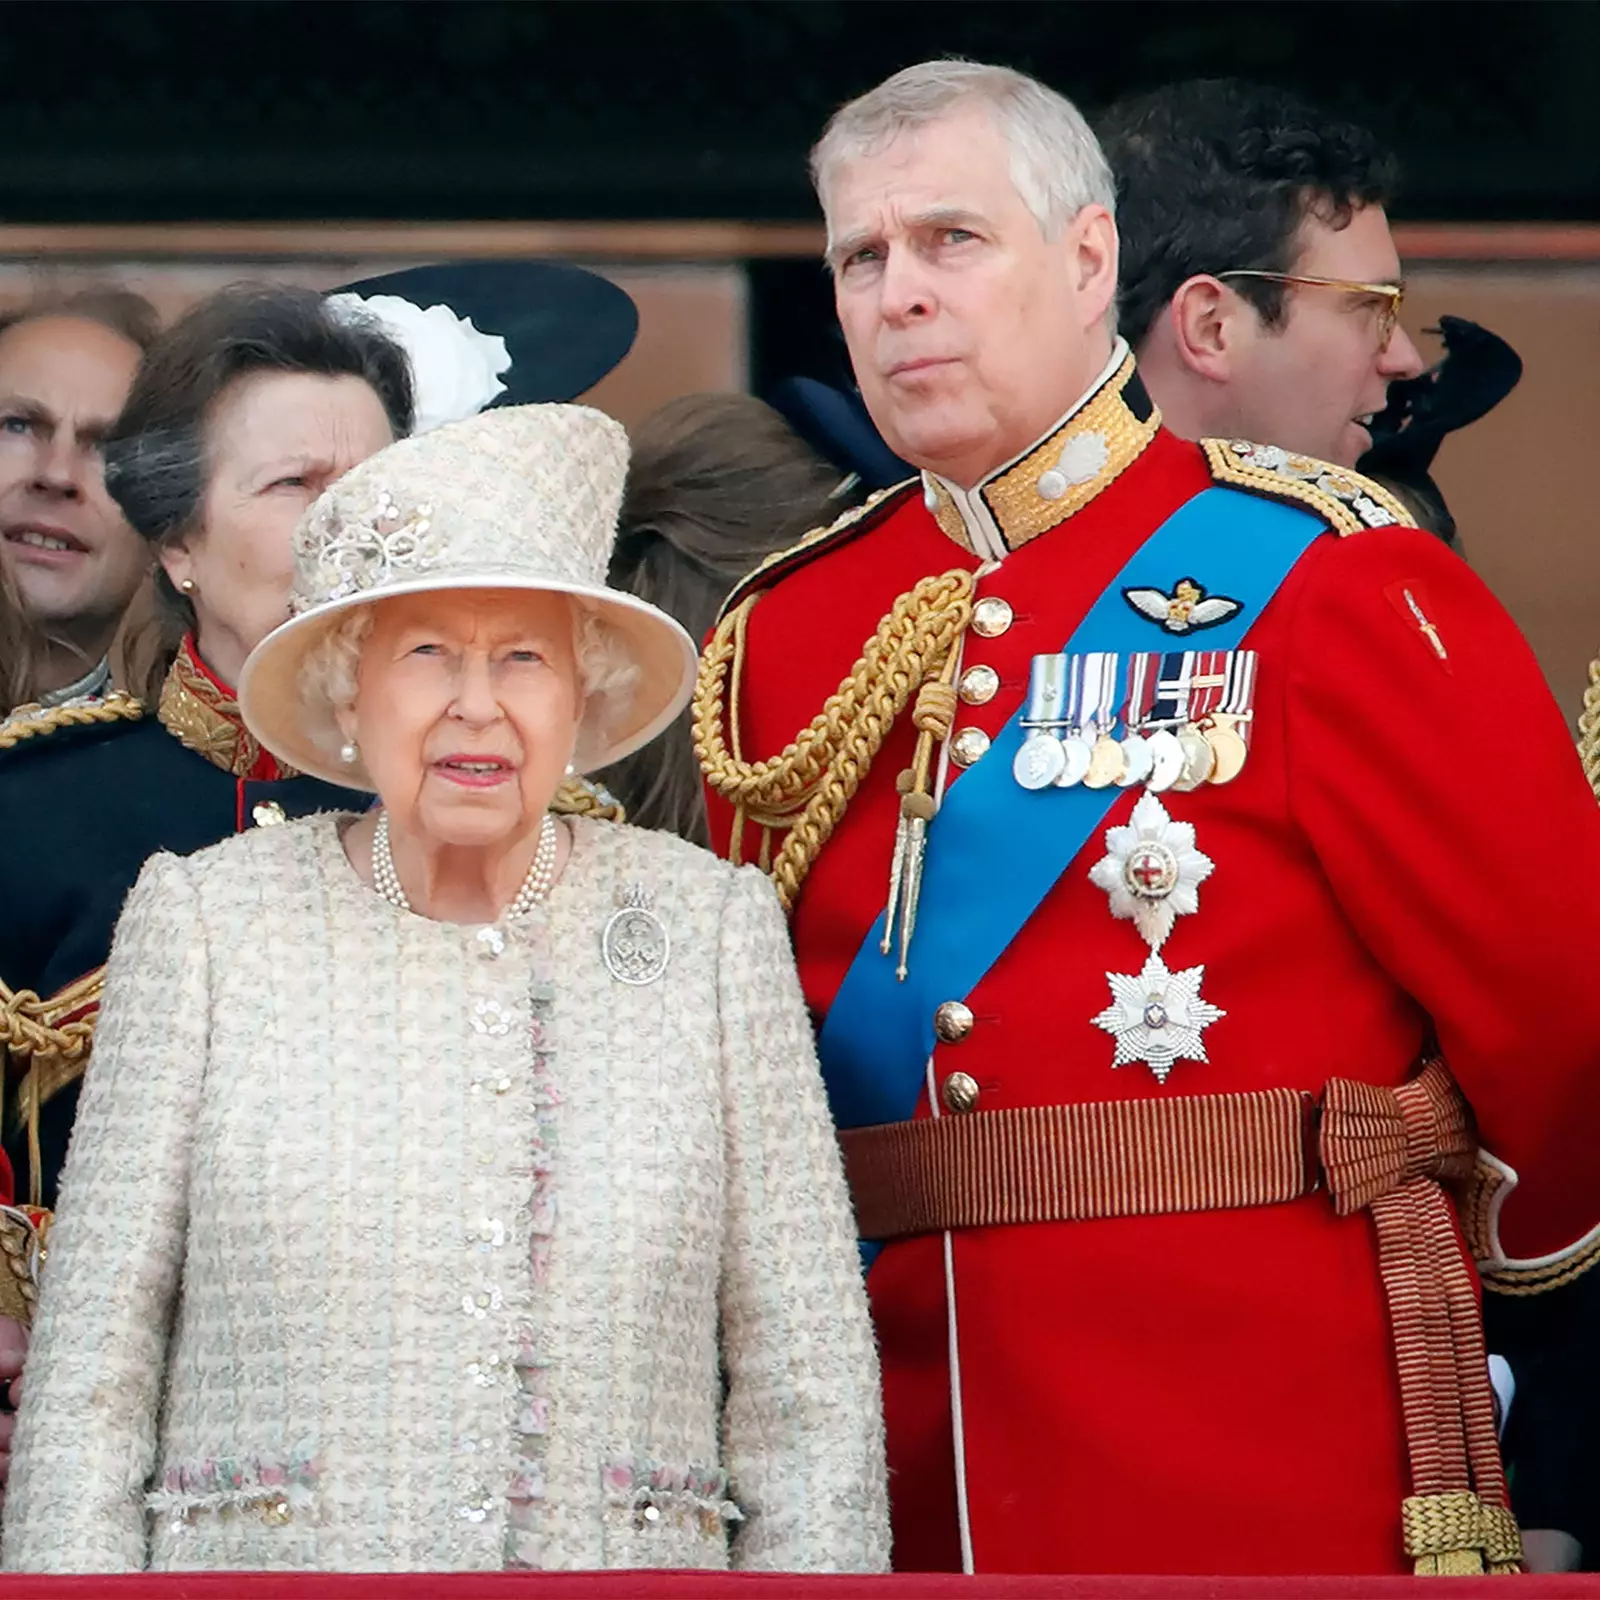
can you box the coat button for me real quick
[942,1071,981,1114]
[958,664,1000,706]
[934,1000,974,1043]
[251,801,286,828]
[950,727,990,768]
[971,597,1014,638]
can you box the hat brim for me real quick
[334,261,639,404]
[237,580,698,792]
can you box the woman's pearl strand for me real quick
[371,810,559,918]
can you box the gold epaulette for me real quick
[0,691,145,752]
[717,479,918,623]
[551,773,627,824]
[1202,439,1417,537]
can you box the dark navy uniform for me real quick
[0,640,364,1208]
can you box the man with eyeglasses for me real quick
[701,57,1600,1579]
[1099,80,1426,469]
[1102,81,1593,1569]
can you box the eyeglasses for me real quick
[1216,270,1405,350]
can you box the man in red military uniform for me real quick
[697,60,1600,1576]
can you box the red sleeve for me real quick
[1286,525,1600,1262]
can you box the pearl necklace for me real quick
[371,811,559,919]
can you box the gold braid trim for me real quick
[1403,1490,1523,1575]
[551,774,627,824]
[1460,1156,1600,1297]
[717,483,911,623]
[1576,652,1600,799]
[0,692,143,749]
[1202,439,1417,536]
[2,967,107,1208]
[1481,1236,1600,1297]
[694,568,976,911]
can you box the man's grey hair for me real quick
[811,59,1116,253]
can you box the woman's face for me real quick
[159,371,394,683]
[343,589,585,852]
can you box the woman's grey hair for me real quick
[811,59,1115,249]
[298,594,639,770]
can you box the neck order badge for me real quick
[816,487,1326,1174]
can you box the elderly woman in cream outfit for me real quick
[2,405,887,1574]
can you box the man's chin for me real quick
[1340,422,1372,467]
[878,414,992,483]
[0,571,86,625]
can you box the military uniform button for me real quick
[958,664,1000,706]
[942,1071,981,1114]
[950,727,990,768]
[971,597,1014,638]
[934,1000,975,1043]
[251,801,286,828]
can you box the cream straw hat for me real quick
[238,403,696,789]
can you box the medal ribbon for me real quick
[1220,649,1259,745]
[1188,649,1228,725]
[1123,653,1158,733]
[817,486,1327,1174]
[1151,651,1194,729]
[1080,651,1120,737]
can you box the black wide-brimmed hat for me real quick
[1360,316,1522,478]
[1358,316,1523,546]
[335,259,638,406]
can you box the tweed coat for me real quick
[1,813,888,1573]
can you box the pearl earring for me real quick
[339,740,359,765]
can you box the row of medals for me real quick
[1011,658,1251,795]
[1014,716,1246,794]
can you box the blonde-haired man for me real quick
[699,60,1600,1577]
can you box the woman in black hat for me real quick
[0,265,639,1220]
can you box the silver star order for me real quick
[1087,791,1214,951]
[1092,950,1225,1085]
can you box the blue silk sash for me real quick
[815,486,1322,1147]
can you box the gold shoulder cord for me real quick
[0,691,143,751]
[1,968,106,1208]
[694,568,975,935]
[1577,654,1600,800]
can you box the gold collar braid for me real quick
[925,353,1161,555]
[694,569,975,912]
[156,640,287,779]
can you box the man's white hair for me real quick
[300,594,639,771]
[811,58,1115,251]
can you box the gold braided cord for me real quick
[0,692,143,749]
[0,969,104,1067]
[551,774,627,824]
[1403,1490,1522,1575]
[1577,652,1600,798]
[694,569,976,910]
[2,968,108,1208]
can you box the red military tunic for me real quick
[703,356,1600,1575]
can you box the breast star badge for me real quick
[1123,577,1241,635]
[1092,951,1225,1085]
[1088,792,1213,951]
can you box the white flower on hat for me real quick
[327,293,511,435]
